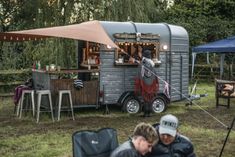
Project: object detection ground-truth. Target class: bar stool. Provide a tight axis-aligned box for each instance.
[18,90,35,118]
[57,90,75,121]
[36,90,54,123]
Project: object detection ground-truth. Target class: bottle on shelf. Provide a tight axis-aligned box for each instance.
[38,61,41,70]
[36,61,38,69]
[33,62,36,70]
[96,43,100,51]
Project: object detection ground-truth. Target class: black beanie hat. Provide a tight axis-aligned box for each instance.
[142,50,152,59]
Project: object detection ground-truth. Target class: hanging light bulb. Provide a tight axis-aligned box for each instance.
[107,45,112,49]
[162,44,168,50]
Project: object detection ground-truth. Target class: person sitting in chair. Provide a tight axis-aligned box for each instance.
[110,122,158,157]
[147,114,196,157]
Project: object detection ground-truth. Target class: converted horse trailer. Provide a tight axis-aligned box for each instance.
[0,20,189,114]
[76,21,189,113]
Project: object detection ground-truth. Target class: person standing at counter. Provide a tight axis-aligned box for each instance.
[135,49,159,117]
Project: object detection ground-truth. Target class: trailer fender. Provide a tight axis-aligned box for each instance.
[117,91,135,106]
[157,93,171,104]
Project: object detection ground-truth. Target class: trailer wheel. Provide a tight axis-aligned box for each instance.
[123,96,140,114]
[152,96,167,113]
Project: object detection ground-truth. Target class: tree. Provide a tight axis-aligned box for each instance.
[94,0,168,22]
[162,0,235,45]
[1,0,235,70]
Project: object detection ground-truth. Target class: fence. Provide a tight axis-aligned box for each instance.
[0,69,31,97]
[190,64,235,81]
[0,65,234,97]
[190,64,220,81]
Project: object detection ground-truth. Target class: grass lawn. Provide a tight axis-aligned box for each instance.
[0,82,235,157]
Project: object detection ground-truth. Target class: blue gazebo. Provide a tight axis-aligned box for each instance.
[191,36,235,79]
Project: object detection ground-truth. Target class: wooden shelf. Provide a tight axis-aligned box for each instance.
[89,52,99,55]
[115,63,138,66]
[32,68,100,74]
[81,63,99,66]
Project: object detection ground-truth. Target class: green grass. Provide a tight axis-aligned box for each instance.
[0,82,235,157]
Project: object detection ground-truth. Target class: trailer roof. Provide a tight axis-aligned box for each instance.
[100,21,188,50]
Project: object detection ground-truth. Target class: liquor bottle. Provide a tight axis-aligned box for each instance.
[33,62,36,70]
[36,61,38,69]
[38,61,41,70]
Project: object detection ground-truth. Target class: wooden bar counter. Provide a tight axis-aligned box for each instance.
[32,69,100,108]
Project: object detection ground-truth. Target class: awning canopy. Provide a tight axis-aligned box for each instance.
[0,20,118,48]
[192,36,235,53]
[191,35,235,79]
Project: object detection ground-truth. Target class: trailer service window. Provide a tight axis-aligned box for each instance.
[113,33,161,66]
[115,42,160,65]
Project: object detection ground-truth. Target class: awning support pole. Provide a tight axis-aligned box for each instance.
[220,54,225,79]
[191,53,196,80]
[219,117,235,157]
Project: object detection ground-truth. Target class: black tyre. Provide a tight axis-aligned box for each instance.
[123,96,141,114]
[151,96,167,113]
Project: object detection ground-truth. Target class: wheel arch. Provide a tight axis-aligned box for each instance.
[117,91,136,106]
[156,92,170,104]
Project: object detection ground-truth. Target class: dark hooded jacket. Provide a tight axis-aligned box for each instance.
[147,124,196,157]
[110,140,142,157]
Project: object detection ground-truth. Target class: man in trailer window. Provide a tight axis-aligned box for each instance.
[129,45,143,63]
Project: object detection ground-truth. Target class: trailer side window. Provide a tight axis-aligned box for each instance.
[115,42,161,65]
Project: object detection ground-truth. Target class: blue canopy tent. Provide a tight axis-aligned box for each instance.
[191,36,235,79]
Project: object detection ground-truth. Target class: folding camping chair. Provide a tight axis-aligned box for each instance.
[72,128,119,157]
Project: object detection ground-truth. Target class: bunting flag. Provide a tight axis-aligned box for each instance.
[163,81,170,98]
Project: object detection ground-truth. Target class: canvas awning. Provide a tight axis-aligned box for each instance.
[191,36,235,79]
[0,20,118,48]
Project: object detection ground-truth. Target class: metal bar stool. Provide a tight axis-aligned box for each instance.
[18,90,35,118]
[57,90,75,121]
[36,90,54,123]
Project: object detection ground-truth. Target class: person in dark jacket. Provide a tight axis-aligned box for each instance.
[147,114,196,157]
[110,122,159,157]
[135,50,159,117]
